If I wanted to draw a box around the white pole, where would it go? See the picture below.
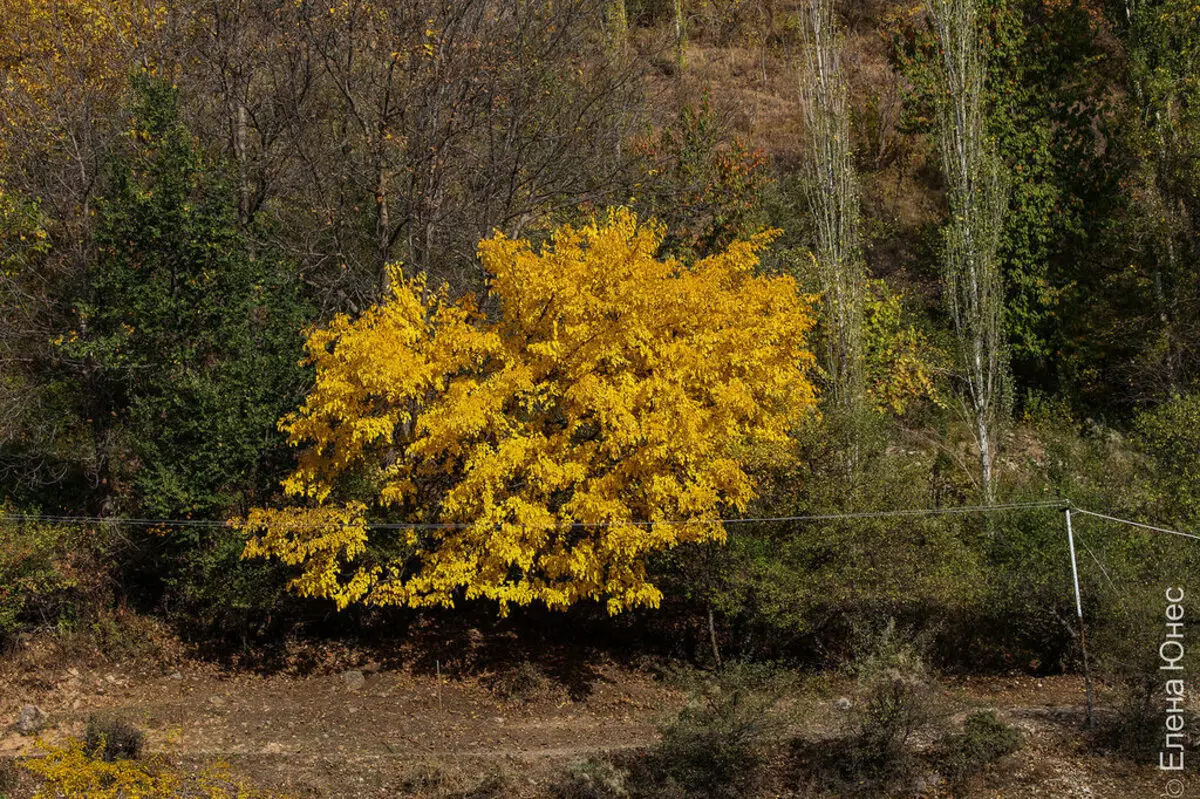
[1065,508,1095,727]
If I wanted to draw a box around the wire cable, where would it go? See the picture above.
[1072,527,1127,607]
[0,499,1070,532]
[1071,508,1200,542]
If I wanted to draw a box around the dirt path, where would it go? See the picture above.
[0,653,1175,798]
[1,652,680,796]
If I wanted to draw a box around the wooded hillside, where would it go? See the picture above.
[0,0,1197,711]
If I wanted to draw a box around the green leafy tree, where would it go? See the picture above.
[53,75,313,632]
[1112,0,1200,398]
[890,0,1118,394]
[0,188,92,500]
[61,74,313,518]
[978,0,1114,378]
[0,514,88,646]
[1037,0,1199,410]
[1135,394,1200,524]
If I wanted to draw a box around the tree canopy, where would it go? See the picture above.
[239,210,818,614]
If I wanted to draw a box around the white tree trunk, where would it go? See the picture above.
[798,0,865,414]
[928,0,1009,502]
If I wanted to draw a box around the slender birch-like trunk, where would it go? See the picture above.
[928,0,1009,503]
[672,0,686,72]
[603,0,628,51]
[798,0,865,413]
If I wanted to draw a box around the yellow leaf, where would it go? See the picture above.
[237,209,820,615]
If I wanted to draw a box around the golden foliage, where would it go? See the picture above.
[22,737,276,799]
[23,738,179,799]
[239,209,819,614]
[0,186,48,277]
[0,0,166,162]
[862,280,945,415]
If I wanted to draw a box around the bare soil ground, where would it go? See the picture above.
[0,635,1175,798]
[0,630,679,797]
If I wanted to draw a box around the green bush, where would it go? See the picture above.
[657,398,1200,678]
[963,404,1166,672]
[552,758,630,799]
[0,515,100,648]
[675,410,985,665]
[0,756,18,794]
[458,769,515,799]
[837,622,942,791]
[844,675,932,783]
[935,710,1022,786]
[85,716,145,762]
[1092,592,1198,759]
[158,526,294,643]
[1135,393,1200,524]
[490,660,548,702]
[642,663,793,798]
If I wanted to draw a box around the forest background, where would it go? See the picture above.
[0,0,1198,694]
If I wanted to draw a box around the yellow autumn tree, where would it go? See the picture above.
[238,209,818,614]
[0,0,167,165]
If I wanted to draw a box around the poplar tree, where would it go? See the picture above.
[929,0,1010,502]
[798,0,865,412]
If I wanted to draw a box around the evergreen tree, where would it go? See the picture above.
[63,74,313,518]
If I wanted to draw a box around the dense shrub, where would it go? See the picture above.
[157,526,296,644]
[641,663,794,798]
[490,660,548,702]
[22,737,278,798]
[552,758,631,799]
[821,622,944,793]
[844,673,933,783]
[457,769,515,799]
[0,757,18,794]
[84,716,145,762]
[1135,393,1200,524]
[677,410,984,666]
[0,516,106,648]
[935,710,1022,786]
[1091,588,1198,760]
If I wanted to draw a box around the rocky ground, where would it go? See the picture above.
[0,632,1178,797]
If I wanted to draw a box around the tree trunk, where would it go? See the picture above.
[235,102,249,225]
[929,0,1009,503]
[707,604,722,669]
[672,0,686,73]
[604,0,627,50]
